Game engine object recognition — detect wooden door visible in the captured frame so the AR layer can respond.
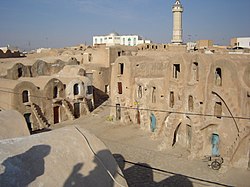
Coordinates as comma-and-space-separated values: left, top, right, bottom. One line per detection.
74, 103, 80, 118
53, 106, 60, 124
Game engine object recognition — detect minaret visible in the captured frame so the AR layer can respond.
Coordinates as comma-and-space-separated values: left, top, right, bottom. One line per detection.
171, 0, 184, 44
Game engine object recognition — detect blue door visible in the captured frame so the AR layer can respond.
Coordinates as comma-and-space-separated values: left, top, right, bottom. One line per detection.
211, 133, 220, 156
150, 113, 156, 132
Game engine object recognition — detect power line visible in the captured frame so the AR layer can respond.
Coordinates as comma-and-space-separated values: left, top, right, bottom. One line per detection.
103, 104, 250, 121
0, 88, 249, 121
123, 160, 233, 187
74, 126, 126, 187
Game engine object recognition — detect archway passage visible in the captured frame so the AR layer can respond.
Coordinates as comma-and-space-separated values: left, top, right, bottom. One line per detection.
53, 106, 60, 124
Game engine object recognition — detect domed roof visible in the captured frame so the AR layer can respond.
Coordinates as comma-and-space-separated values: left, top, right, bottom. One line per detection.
108, 32, 119, 36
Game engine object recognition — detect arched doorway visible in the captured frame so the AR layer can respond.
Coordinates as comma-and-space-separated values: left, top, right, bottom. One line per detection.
53, 106, 60, 124
172, 123, 181, 146
211, 133, 220, 156
150, 113, 156, 132
24, 113, 32, 131
74, 103, 80, 118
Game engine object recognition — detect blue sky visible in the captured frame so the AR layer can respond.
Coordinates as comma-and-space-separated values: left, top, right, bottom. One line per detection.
0, 0, 250, 50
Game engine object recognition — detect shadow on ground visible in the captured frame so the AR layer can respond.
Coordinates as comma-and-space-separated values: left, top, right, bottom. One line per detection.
113, 154, 193, 187
0, 145, 51, 186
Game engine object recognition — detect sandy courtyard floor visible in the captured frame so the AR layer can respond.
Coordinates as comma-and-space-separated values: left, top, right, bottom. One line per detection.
51, 104, 250, 187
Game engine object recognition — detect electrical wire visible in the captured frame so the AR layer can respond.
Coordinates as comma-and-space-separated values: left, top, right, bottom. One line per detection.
123, 160, 233, 187
0, 88, 249, 121
102, 104, 250, 120
74, 126, 126, 187
75, 127, 233, 187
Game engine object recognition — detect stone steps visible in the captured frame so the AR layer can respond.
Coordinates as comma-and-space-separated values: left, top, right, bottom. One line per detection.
31, 103, 49, 130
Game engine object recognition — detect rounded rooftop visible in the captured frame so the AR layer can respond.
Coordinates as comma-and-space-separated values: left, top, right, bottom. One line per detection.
108, 32, 119, 37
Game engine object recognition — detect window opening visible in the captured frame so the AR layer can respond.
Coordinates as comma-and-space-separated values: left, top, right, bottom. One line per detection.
87, 86, 93, 95
214, 102, 222, 118
152, 87, 156, 103
22, 90, 29, 103
53, 86, 58, 99
138, 85, 142, 98
170, 92, 174, 108
192, 62, 199, 81
173, 64, 181, 79
118, 63, 124, 75
73, 84, 79, 95
188, 95, 194, 111
215, 68, 222, 86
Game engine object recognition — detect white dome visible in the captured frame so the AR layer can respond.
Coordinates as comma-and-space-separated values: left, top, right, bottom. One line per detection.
108, 32, 119, 36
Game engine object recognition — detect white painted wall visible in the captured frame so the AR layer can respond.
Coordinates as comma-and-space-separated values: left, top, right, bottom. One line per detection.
237, 37, 250, 49
93, 33, 151, 46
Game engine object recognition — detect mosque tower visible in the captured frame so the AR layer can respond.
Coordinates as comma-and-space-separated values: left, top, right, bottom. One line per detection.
171, 0, 184, 44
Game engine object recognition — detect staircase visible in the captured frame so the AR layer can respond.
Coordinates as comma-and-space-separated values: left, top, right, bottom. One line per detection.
31, 103, 50, 129
212, 87, 250, 162
226, 127, 250, 162
62, 100, 75, 120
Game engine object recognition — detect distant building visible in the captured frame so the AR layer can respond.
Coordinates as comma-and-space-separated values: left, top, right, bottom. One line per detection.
231, 37, 250, 49
0, 45, 21, 58
196, 40, 214, 49
93, 32, 151, 46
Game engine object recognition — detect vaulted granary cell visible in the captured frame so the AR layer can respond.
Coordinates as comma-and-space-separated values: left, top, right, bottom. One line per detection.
17, 67, 24, 78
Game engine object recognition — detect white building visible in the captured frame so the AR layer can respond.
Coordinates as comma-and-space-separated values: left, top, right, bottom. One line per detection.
231, 37, 250, 49
93, 32, 151, 46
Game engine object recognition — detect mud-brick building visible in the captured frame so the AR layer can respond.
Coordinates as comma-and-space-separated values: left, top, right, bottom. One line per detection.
19, 77, 70, 126
0, 78, 45, 131
56, 65, 94, 115
81, 45, 138, 106
110, 52, 250, 169
0, 62, 31, 80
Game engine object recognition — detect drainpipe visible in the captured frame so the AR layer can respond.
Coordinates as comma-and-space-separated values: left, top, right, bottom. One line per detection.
212, 91, 240, 133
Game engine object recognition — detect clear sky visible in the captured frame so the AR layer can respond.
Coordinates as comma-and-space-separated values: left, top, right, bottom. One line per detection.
1, 0, 250, 50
